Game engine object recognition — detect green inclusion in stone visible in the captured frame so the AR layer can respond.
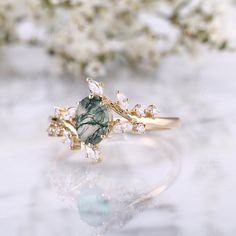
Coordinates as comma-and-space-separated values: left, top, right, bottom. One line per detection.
76, 96, 109, 145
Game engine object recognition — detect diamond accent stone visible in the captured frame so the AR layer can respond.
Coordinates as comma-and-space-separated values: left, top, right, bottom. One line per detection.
47, 118, 64, 136
112, 123, 123, 134
64, 107, 76, 120
121, 122, 133, 133
135, 123, 145, 134
132, 104, 144, 117
85, 146, 100, 161
55, 126, 63, 136
113, 121, 133, 133
54, 107, 63, 118
47, 126, 55, 136
87, 78, 103, 96
63, 131, 72, 146
146, 105, 159, 118
117, 91, 128, 110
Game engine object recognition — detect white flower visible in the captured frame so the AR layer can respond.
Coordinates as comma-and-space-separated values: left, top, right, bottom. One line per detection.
0, 0, 231, 75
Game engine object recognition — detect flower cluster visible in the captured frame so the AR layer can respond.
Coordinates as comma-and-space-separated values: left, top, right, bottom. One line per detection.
0, 0, 234, 77
0, 1, 22, 45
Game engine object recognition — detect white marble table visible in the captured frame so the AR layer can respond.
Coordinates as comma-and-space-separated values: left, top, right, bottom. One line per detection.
0, 46, 236, 236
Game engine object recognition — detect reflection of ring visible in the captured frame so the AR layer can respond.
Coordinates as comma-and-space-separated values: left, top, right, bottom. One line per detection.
49, 136, 181, 230
47, 78, 180, 161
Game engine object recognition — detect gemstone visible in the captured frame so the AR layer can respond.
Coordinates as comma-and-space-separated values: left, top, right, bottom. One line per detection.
135, 123, 145, 134
146, 105, 159, 118
47, 126, 55, 136
112, 123, 123, 134
55, 126, 63, 136
117, 91, 128, 110
76, 96, 109, 145
132, 104, 144, 117
112, 121, 133, 133
87, 78, 103, 96
85, 146, 101, 161
121, 121, 133, 133
54, 107, 63, 119
63, 131, 72, 146
63, 107, 76, 120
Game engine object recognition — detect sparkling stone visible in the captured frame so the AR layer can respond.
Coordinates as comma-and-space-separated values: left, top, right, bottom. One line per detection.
76, 96, 109, 145
47, 127, 55, 136
132, 104, 144, 117
63, 107, 76, 120
87, 78, 103, 96
78, 186, 110, 226
135, 123, 145, 134
146, 105, 159, 118
63, 131, 72, 146
121, 122, 133, 132
113, 121, 133, 133
85, 146, 100, 161
54, 107, 62, 118
117, 91, 128, 110
55, 126, 62, 136
112, 123, 123, 134
152, 108, 159, 118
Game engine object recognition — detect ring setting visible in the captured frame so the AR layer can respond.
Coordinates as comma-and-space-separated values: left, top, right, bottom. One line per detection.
47, 78, 180, 161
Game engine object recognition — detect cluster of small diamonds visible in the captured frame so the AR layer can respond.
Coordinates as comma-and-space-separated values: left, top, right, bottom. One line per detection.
131, 104, 159, 119
47, 118, 64, 137
113, 91, 160, 134
47, 107, 80, 150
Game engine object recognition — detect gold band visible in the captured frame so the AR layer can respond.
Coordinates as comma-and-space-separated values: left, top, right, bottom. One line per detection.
132, 117, 180, 131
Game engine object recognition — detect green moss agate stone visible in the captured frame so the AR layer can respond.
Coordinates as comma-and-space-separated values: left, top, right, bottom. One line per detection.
76, 96, 109, 145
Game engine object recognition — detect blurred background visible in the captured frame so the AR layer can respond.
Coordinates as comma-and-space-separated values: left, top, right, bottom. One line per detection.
0, 0, 236, 235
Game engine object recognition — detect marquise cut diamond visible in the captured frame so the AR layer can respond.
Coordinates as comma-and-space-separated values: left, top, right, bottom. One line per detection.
117, 91, 128, 110
86, 146, 100, 161
87, 78, 103, 96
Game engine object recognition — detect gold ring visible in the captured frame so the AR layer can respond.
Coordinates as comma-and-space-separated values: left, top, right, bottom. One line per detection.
47, 78, 180, 161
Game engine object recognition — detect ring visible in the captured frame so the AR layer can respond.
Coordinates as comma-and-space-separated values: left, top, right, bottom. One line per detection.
47, 78, 180, 161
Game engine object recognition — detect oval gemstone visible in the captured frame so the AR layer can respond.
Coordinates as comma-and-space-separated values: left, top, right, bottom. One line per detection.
76, 96, 109, 145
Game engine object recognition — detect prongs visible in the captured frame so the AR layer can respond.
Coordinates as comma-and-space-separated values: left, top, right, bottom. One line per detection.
131, 104, 144, 117
109, 119, 120, 129
54, 106, 66, 118
144, 104, 160, 118
89, 93, 94, 99
86, 77, 92, 83
99, 81, 104, 88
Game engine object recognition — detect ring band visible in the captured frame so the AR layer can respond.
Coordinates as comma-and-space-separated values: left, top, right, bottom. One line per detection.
47, 78, 180, 161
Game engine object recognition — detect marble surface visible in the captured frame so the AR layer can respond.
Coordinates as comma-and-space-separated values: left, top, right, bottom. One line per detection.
0, 45, 236, 236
